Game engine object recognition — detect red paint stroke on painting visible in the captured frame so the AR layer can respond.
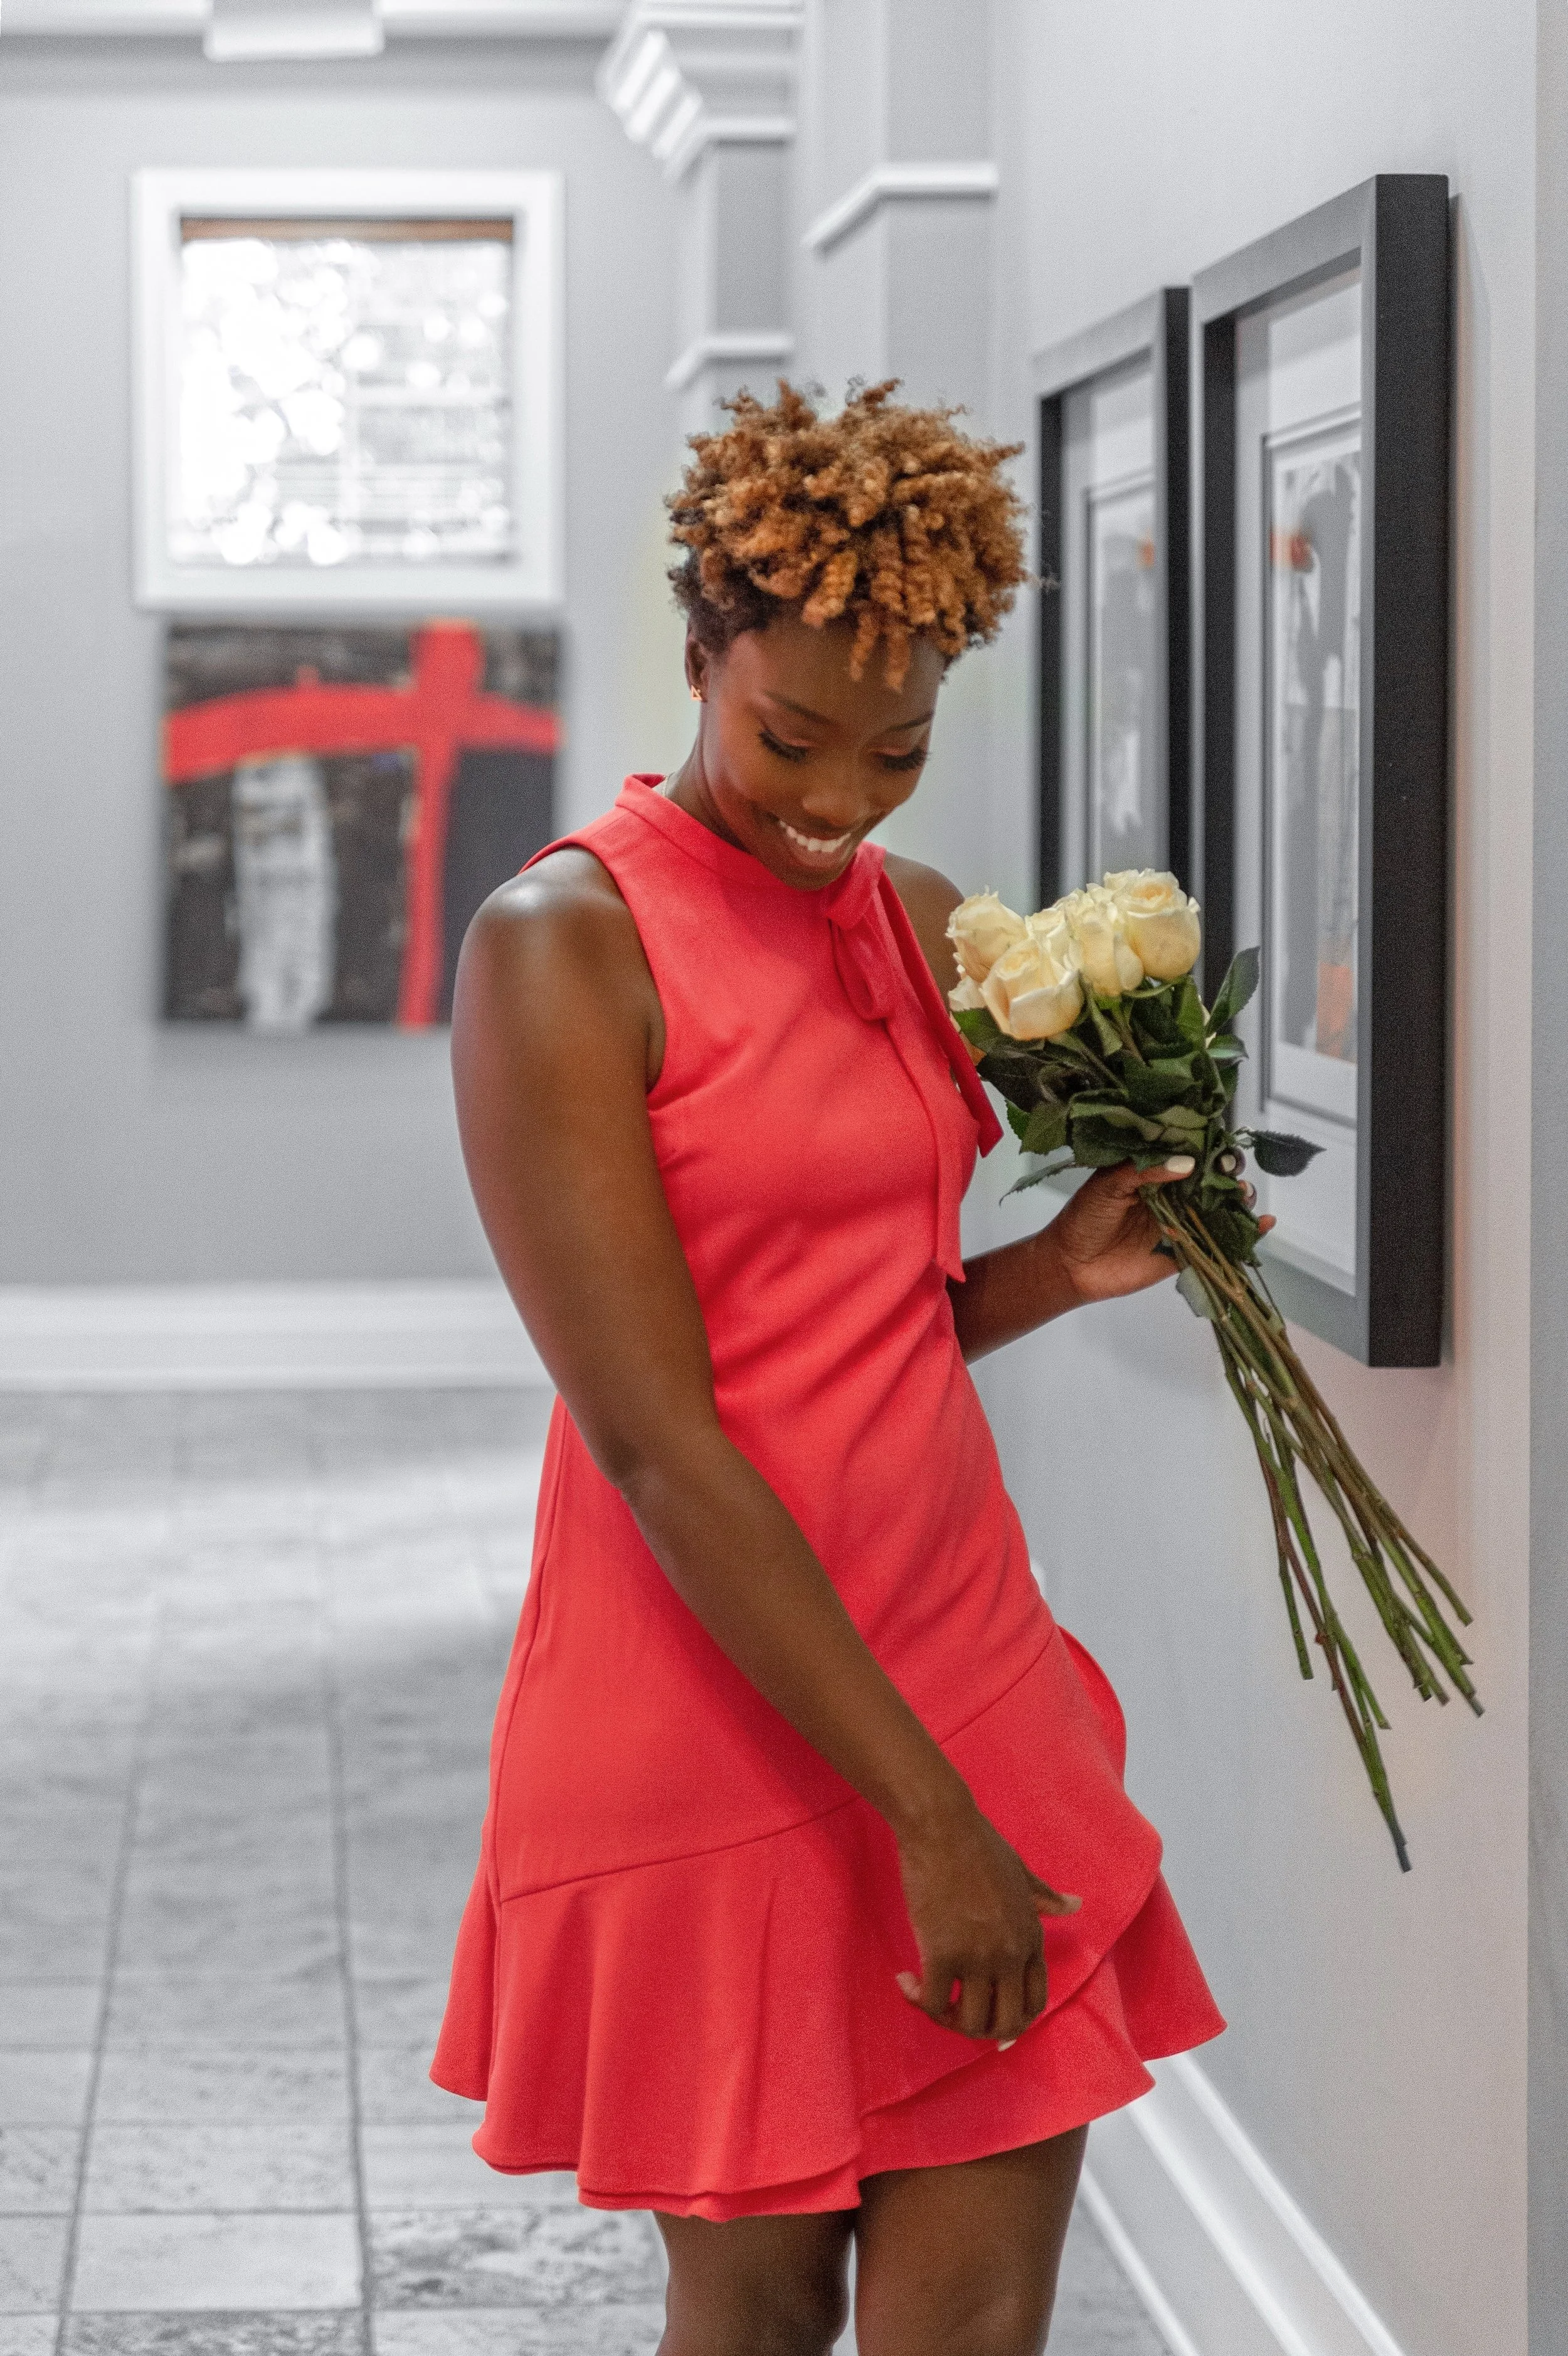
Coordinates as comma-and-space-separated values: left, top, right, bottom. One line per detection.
163, 622, 559, 1027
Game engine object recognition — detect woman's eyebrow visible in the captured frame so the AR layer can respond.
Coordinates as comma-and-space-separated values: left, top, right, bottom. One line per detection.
761, 691, 936, 733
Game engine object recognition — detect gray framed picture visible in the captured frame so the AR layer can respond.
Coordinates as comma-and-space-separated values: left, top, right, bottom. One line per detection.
1194, 176, 1450, 1366
1034, 289, 1189, 905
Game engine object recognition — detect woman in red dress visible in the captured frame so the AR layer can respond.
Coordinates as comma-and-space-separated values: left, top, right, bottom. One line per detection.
433, 383, 1229, 2355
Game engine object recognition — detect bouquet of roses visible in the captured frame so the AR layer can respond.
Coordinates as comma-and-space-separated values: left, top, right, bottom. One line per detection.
948, 871, 1479, 1870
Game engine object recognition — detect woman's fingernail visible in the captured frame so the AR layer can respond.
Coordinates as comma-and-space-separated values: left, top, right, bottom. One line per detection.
997, 2037, 1017, 2051
1165, 1154, 1196, 1176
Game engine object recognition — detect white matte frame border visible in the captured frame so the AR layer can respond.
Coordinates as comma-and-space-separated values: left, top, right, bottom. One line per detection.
130, 167, 564, 612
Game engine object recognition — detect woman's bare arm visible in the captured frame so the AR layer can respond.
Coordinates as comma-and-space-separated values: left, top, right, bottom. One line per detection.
451, 851, 1071, 2041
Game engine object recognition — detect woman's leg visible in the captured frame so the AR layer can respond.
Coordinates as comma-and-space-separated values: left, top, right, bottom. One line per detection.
655, 2206, 856, 2356
853, 2125, 1089, 2356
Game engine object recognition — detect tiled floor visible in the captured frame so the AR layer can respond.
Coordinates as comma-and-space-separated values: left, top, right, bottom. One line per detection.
0, 1391, 1168, 2356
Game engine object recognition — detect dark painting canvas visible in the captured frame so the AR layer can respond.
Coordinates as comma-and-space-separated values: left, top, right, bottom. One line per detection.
162, 622, 558, 1029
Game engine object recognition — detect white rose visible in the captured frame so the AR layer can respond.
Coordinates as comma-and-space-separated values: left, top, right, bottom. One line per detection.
947, 972, 986, 1013
980, 911, 1084, 1039
1061, 885, 1143, 997
1103, 869, 1202, 982
946, 889, 1027, 984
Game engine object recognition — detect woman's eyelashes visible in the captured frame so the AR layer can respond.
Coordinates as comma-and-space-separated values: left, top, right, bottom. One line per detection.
758, 727, 810, 763
756, 728, 929, 774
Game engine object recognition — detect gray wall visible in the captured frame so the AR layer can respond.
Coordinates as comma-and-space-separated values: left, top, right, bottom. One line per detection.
968, 4, 1537, 2350
0, 33, 691, 1283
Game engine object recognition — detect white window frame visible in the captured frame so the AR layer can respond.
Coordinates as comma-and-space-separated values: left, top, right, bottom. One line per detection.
131, 167, 564, 611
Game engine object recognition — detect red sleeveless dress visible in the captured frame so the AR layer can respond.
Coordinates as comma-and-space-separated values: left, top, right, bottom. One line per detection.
432, 775, 1222, 2216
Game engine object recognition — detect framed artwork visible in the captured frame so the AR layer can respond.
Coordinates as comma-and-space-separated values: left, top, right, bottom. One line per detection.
1034, 289, 1190, 906
1194, 175, 1450, 1365
162, 620, 558, 1031
132, 170, 563, 610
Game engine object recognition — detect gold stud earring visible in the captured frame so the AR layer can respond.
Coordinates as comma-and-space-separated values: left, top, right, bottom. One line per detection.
690, 685, 702, 703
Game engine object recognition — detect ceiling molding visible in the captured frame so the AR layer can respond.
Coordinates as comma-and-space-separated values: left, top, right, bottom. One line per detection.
597, 0, 800, 183
664, 326, 792, 391
1, 0, 626, 38
204, 0, 383, 61
803, 160, 1000, 258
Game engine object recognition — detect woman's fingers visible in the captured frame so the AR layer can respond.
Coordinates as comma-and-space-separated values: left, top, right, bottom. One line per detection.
897, 1961, 961, 2027
990, 1974, 1027, 2046
956, 1974, 997, 2040
1130, 1155, 1195, 1189
897, 1959, 1045, 2042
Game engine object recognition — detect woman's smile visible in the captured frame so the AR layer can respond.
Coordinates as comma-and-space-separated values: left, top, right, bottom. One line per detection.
772, 814, 858, 864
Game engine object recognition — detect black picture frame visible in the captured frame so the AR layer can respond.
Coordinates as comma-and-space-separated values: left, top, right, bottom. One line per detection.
1034, 288, 1190, 909
1193, 175, 1450, 1366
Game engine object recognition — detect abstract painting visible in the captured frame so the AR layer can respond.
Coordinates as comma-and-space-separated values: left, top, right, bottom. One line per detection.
162, 620, 558, 1029
1085, 470, 1158, 879
1263, 417, 1361, 1130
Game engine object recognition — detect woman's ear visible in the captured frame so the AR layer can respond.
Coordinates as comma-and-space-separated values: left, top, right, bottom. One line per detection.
685, 634, 711, 704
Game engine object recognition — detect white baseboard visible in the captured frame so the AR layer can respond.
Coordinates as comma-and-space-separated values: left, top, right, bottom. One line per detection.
0, 1282, 549, 1391
1085, 2054, 1407, 2356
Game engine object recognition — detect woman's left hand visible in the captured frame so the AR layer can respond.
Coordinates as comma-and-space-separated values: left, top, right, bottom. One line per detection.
1046, 1157, 1274, 1308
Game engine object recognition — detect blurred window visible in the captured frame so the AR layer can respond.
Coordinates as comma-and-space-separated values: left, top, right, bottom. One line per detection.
174, 215, 516, 573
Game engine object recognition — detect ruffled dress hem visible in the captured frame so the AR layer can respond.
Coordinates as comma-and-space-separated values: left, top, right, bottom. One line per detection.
459, 1889, 1221, 2217
431, 1633, 1224, 2218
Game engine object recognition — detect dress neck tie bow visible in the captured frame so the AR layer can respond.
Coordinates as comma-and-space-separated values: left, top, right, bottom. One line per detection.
822, 852, 1002, 1155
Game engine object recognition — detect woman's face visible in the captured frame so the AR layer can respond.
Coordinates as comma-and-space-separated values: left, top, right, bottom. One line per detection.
681, 614, 946, 889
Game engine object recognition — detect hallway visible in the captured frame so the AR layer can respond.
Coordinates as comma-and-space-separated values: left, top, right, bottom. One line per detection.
0, 1391, 1163, 2354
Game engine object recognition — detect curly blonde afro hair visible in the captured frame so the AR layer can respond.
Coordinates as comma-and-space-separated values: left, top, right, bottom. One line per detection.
667, 379, 1027, 689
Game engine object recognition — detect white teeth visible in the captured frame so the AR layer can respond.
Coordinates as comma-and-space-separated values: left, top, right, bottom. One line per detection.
779, 819, 852, 857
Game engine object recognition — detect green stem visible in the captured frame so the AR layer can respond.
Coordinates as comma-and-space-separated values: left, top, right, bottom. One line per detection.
1143, 1190, 1470, 1872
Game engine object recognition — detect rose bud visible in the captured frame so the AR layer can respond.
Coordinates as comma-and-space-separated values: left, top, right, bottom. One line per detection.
1103, 869, 1202, 981
946, 889, 1027, 984
980, 915, 1084, 1040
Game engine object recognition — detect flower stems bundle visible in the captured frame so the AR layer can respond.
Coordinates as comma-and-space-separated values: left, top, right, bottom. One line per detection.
948, 873, 1480, 1870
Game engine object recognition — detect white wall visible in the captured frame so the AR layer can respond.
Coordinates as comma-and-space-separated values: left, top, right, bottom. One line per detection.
968, 6, 1535, 2351
0, 33, 691, 1285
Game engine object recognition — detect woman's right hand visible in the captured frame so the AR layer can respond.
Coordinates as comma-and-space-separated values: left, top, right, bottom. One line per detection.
894, 1796, 1081, 2043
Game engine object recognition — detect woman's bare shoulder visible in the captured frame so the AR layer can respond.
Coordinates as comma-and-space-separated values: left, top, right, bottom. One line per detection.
882, 851, 964, 993
458, 846, 661, 1055
472, 844, 628, 931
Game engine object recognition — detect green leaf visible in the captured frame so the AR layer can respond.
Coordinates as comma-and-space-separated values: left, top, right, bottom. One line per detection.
976, 1055, 1043, 1114
1176, 1266, 1217, 1320
1209, 946, 1261, 1034
1071, 1101, 1165, 1140
1123, 1062, 1200, 1115
1086, 996, 1123, 1057
1070, 1130, 1135, 1169
1245, 1128, 1324, 1177
1173, 976, 1206, 1046
953, 1004, 1005, 1052
1020, 1101, 1069, 1157
1206, 1034, 1245, 1064
1155, 1104, 1209, 1139
1004, 1150, 1076, 1195
1134, 982, 1181, 1031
